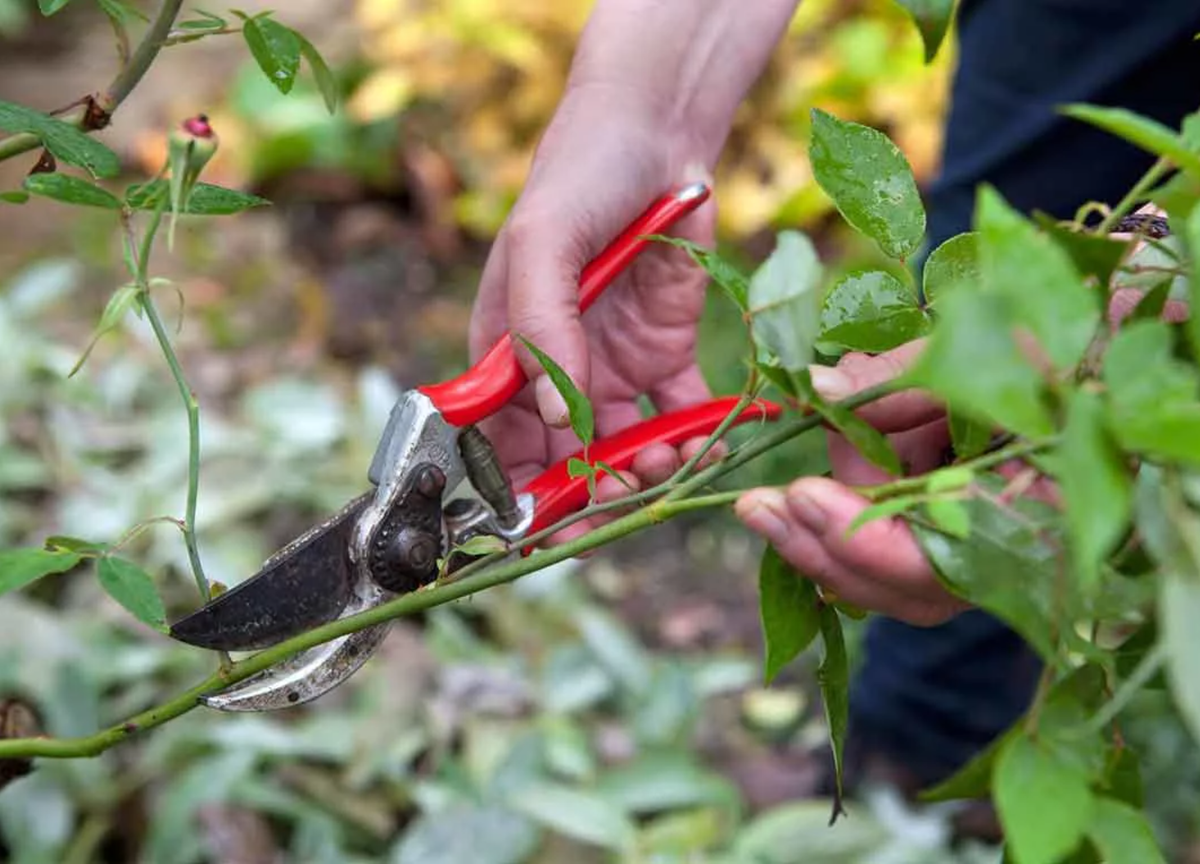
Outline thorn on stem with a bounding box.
[28,149,56,176]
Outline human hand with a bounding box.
[733,205,1190,625]
[468,88,720,542]
[466,0,804,544]
[735,342,972,626]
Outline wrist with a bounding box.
[566,0,801,163]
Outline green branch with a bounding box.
[0,379,900,761]
[0,0,185,164]
[122,205,211,604]
[0,492,742,760]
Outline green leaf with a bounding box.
[594,460,637,493]
[594,753,739,815]
[755,361,799,398]
[1085,798,1166,864]
[1151,170,1200,233]
[1134,465,1200,576]
[1103,320,1200,467]
[295,31,339,114]
[0,548,82,595]
[847,493,922,535]
[922,232,980,305]
[816,605,849,821]
[125,180,270,215]
[908,290,1054,440]
[1059,389,1132,593]
[758,545,821,684]
[911,475,1062,660]
[891,0,954,62]
[808,108,926,261]
[975,186,1100,371]
[1032,213,1128,286]
[1061,104,1200,179]
[733,801,891,861]
[927,466,974,493]
[44,535,107,554]
[567,456,597,500]
[922,665,1107,803]
[796,370,902,475]
[637,808,725,857]
[1102,746,1145,808]
[97,556,167,632]
[1161,571,1200,745]
[175,12,225,31]
[948,410,994,460]
[69,283,141,377]
[509,783,636,852]
[453,535,508,557]
[242,15,302,95]
[994,734,1094,864]
[925,498,970,538]
[518,338,594,447]
[23,172,121,208]
[747,230,824,371]
[391,803,540,864]
[95,0,148,23]
[0,100,120,178]
[1188,204,1200,358]
[38,0,73,15]
[819,270,929,352]
[648,235,750,312]
[1,191,30,204]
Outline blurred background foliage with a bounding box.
[0,0,1197,861]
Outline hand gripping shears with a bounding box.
[168,183,783,711]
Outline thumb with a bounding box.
[504,211,593,428]
[809,340,944,433]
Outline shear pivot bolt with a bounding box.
[374,528,440,593]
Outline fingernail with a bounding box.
[736,489,791,544]
[809,366,851,402]
[787,486,828,533]
[535,375,570,428]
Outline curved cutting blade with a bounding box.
[169,494,370,651]
[199,599,391,712]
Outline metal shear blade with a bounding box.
[169,495,368,651]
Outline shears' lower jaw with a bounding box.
[199,586,392,712]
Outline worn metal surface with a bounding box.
[169,494,369,651]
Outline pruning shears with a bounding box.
[168,183,784,712]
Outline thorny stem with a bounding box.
[0,0,185,164]
[1097,157,1170,234]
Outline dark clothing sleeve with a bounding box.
[850,0,1200,787]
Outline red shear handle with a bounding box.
[520,396,784,539]
[418,183,711,427]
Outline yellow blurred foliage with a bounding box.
[352,0,954,240]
